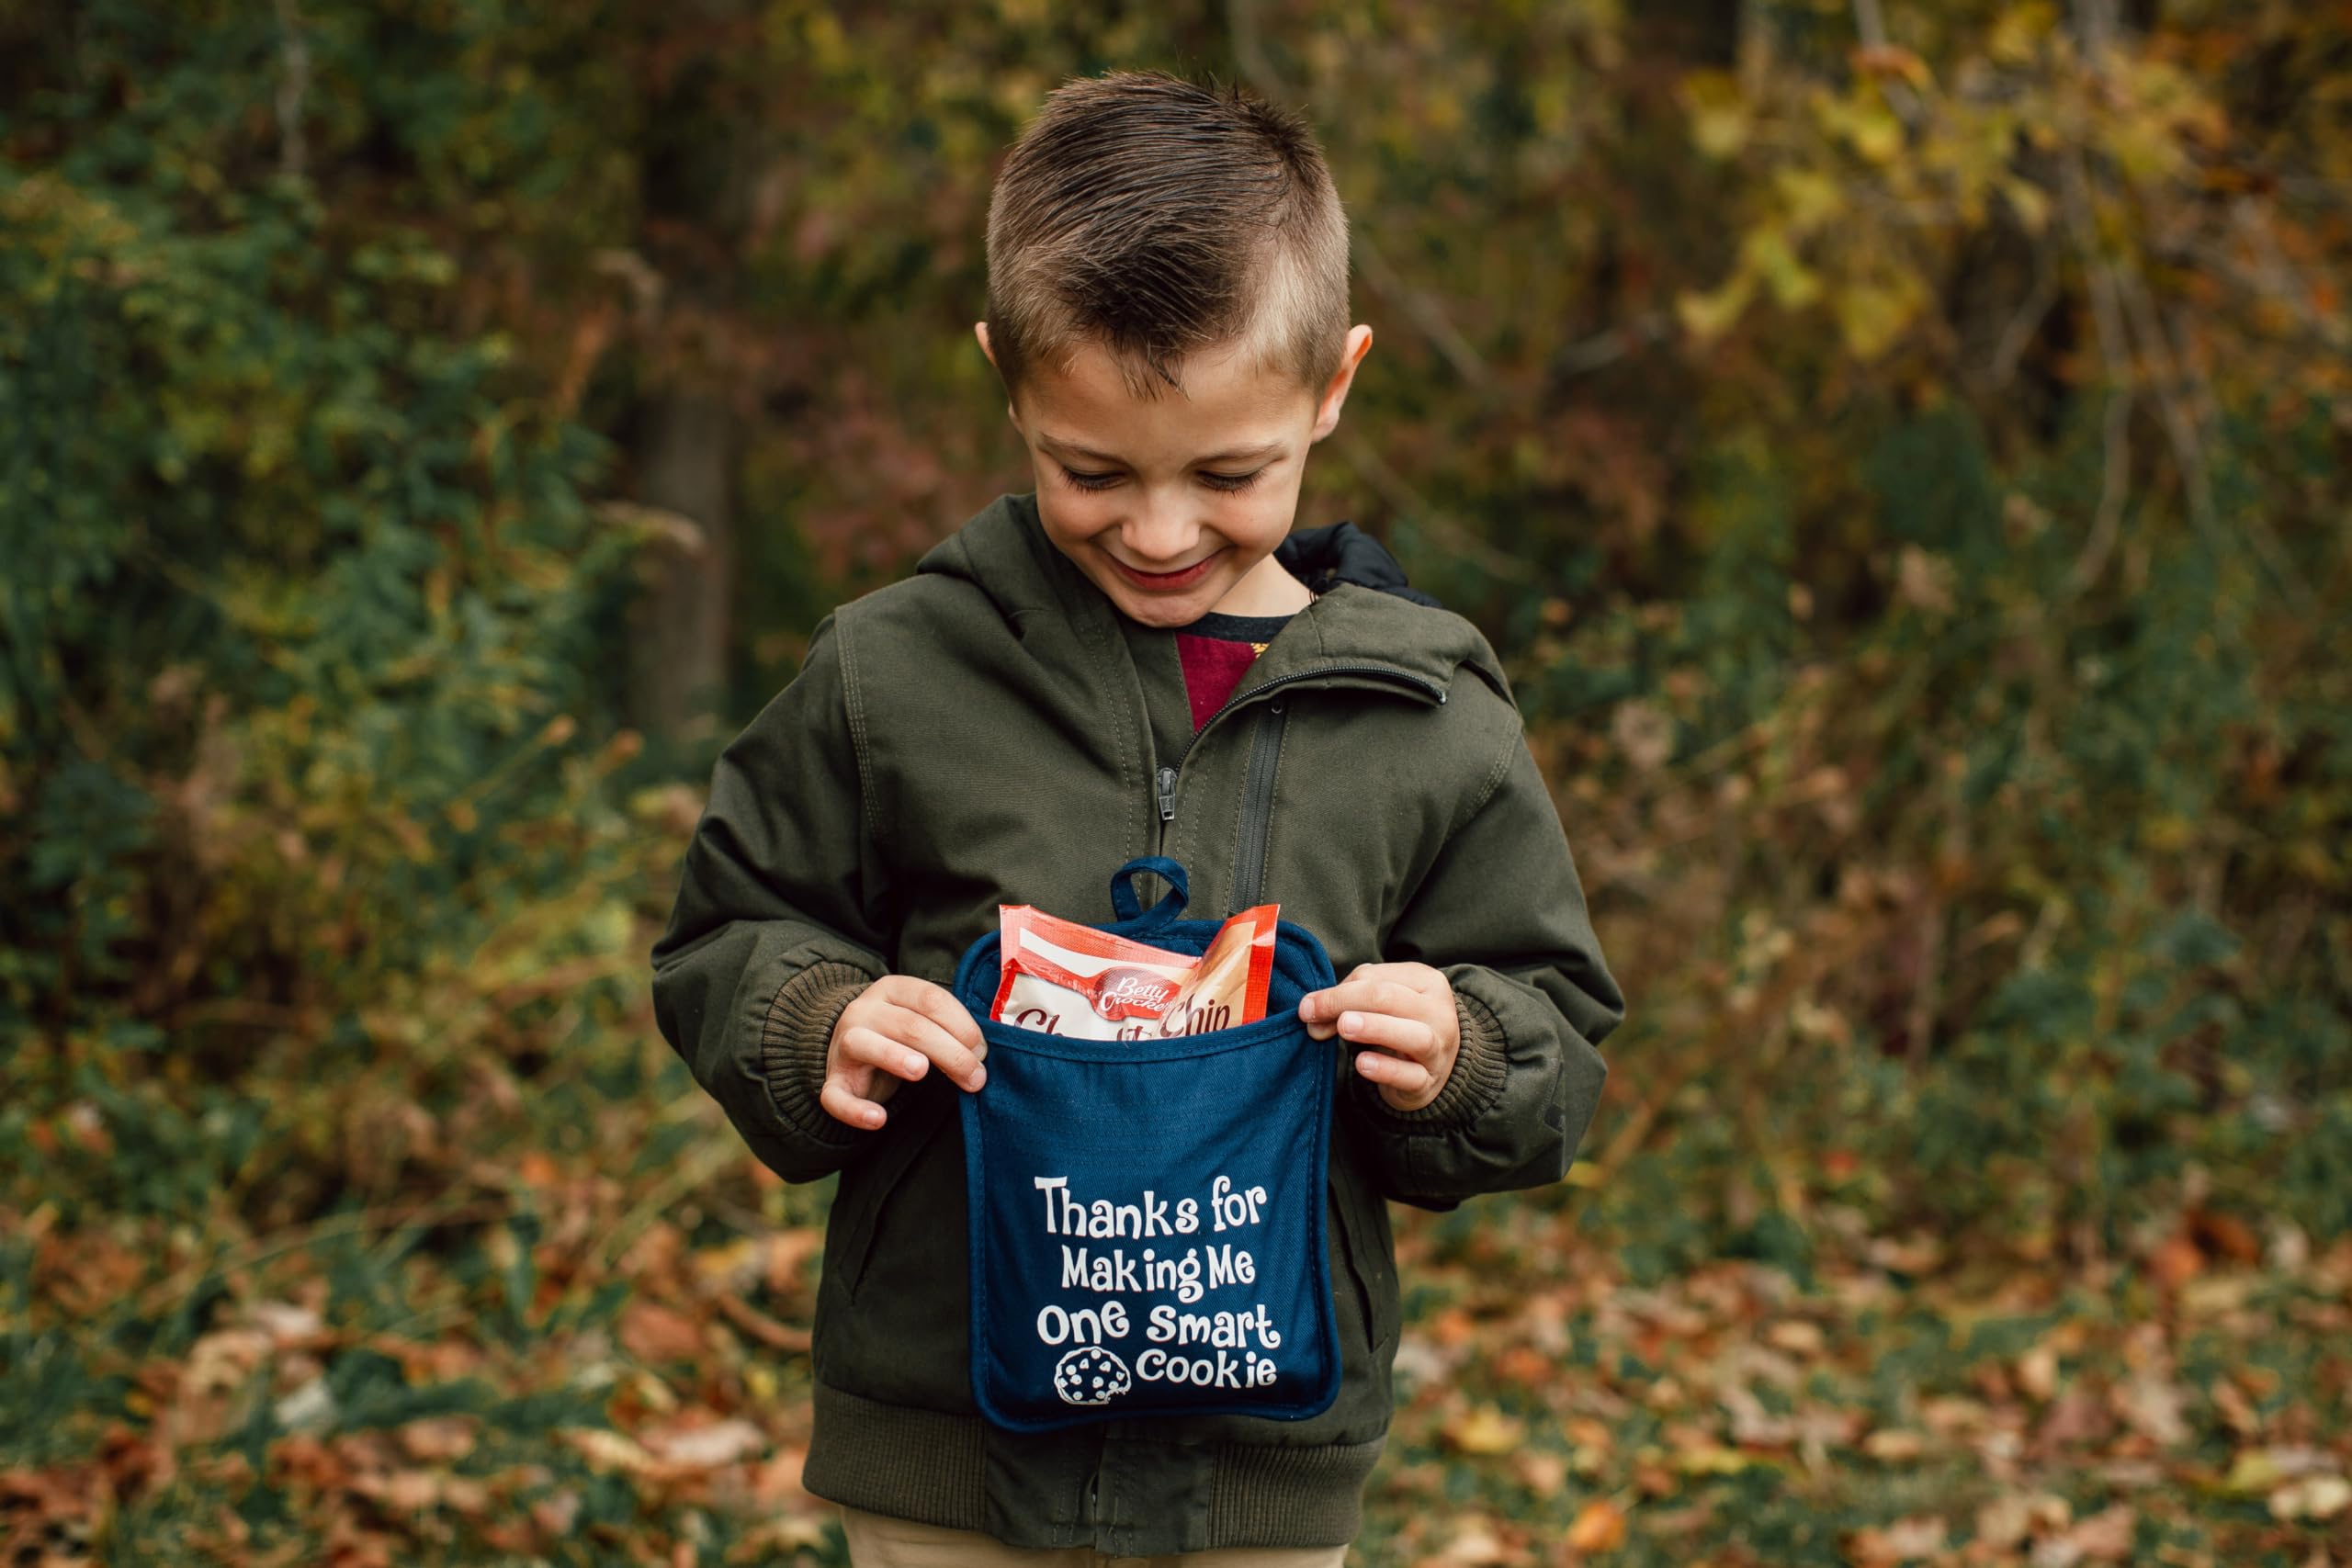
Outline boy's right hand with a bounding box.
[820,976,989,1130]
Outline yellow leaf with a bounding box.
[1679,71,1750,160]
[1741,227,1822,310]
[1674,1444,1756,1475]
[1835,278,1924,361]
[1443,1404,1527,1455]
[2002,177,2052,235]
[1989,2,2059,65]
[1817,93,1905,164]
[1676,272,1756,344]
[1773,167,1846,235]
[2222,1450,2287,1495]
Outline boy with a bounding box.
[650,69,1624,1564]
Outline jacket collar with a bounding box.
[916,493,1510,705]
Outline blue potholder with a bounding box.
[951,857,1343,1432]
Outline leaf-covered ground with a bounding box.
[7,1109,2347,1567]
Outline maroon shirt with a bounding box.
[1172,610,1296,731]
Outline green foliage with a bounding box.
[0,8,667,1240]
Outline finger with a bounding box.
[1334,1010,1436,1058]
[839,1025,933,1083]
[1353,1051,1432,1095]
[1306,977,1426,1025]
[820,1074,890,1130]
[885,977,988,1053]
[1345,961,1442,992]
[887,1006,989,1091]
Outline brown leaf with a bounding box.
[2269,1474,2352,1521]
[2062,1503,2136,1561]
[530,1488,582,1539]
[712,1292,812,1352]
[1973,1491,2070,1550]
[396,1417,476,1464]
[749,1445,811,1506]
[2016,1344,2060,1403]
[2188,1207,2262,1264]
[1610,702,1675,773]
[563,1427,655,1476]
[1513,1450,1566,1497]
[2111,1371,2190,1447]
[1566,1497,1627,1552]
[1765,1320,1826,1356]
[618,1300,707,1365]
[2146,1231,2203,1290]
[641,1417,767,1470]
[1846,1514,1945,1565]
[2034,1386,2114,1451]
[1861,1428,1925,1462]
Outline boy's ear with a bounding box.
[1309,324,1375,443]
[974,322,1023,432]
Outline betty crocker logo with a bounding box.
[1091,969,1176,1021]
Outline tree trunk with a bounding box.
[628,388,735,739]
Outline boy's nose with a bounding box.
[1117,500,1201,567]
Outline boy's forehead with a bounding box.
[1019,338,1315,460]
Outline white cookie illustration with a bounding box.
[1053,1345,1132,1406]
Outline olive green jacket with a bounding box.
[650,492,1624,1553]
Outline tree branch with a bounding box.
[273,0,310,179]
[2056,152,2135,599]
[1227,0,1496,397]
[1334,430,1537,583]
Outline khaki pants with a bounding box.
[839,1506,1350,1568]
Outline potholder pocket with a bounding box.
[951,857,1343,1432]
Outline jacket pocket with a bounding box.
[827,1089,943,1301]
[1328,1158,1397,1358]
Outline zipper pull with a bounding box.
[1156,766,1179,822]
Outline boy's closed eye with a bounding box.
[1057,463,1268,494]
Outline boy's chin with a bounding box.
[1091,573,1231,628]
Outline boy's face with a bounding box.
[978,322,1374,627]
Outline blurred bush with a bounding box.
[0,18,672,1235]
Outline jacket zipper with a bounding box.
[1153,663,1444,834]
[1230,698,1288,908]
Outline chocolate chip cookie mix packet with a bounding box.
[990,901,1279,1042]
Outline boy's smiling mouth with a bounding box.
[1107,550,1225,592]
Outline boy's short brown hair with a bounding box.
[983,69,1351,407]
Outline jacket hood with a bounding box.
[914,493,1511,703]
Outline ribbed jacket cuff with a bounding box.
[760,962,876,1145]
[1358,987,1509,1131]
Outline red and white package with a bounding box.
[991,902,1281,1041]
[1155,904,1278,1038]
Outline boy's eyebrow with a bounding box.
[1041,435,1286,467]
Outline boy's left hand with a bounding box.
[1298,963,1460,1113]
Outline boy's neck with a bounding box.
[1205,547,1314,619]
